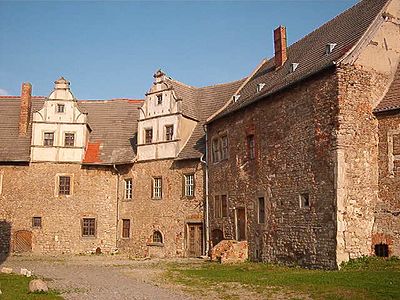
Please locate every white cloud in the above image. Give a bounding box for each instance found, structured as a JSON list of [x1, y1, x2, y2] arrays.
[[0, 88, 8, 96]]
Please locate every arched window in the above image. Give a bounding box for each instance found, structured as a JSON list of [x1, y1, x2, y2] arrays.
[[153, 230, 163, 243]]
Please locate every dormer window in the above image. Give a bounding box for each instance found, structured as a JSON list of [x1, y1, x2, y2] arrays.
[[43, 132, 54, 146], [57, 104, 65, 113], [325, 43, 337, 55], [165, 125, 174, 141], [233, 95, 241, 102], [145, 128, 153, 144], [256, 83, 265, 93], [157, 94, 163, 105]]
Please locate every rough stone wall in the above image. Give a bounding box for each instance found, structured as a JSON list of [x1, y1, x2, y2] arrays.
[[374, 113, 400, 257], [208, 69, 338, 269], [117, 159, 204, 258], [0, 163, 117, 254], [335, 65, 390, 264]]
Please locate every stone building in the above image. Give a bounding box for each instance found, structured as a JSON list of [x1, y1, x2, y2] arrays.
[[0, 0, 399, 269], [0, 70, 242, 258], [206, 0, 400, 268]]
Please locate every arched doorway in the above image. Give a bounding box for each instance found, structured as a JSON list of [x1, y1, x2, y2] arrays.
[[211, 229, 224, 247], [13, 230, 32, 253]]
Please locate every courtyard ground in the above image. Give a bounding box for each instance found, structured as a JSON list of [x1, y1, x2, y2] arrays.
[[0, 255, 399, 299]]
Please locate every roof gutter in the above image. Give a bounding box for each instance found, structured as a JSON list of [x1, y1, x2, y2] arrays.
[[200, 124, 210, 256]]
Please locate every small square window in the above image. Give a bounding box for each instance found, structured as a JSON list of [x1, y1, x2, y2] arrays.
[[165, 125, 174, 141], [82, 218, 96, 237], [157, 94, 163, 105], [44, 132, 54, 146], [299, 193, 310, 208], [57, 104, 65, 113], [64, 133, 75, 147], [59, 176, 71, 195], [145, 129, 153, 144], [122, 219, 130, 238], [124, 178, 133, 200], [32, 217, 42, 228]]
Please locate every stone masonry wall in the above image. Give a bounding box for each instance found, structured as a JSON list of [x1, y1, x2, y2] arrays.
[[335, 65, 391, 264], [117, 159, 204, 258], [374, 113, 400, 257], [208, 69, 338, 269], [0, 163, 117, 254]]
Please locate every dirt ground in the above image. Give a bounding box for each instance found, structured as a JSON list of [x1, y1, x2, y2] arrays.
[[0, 254, 195, 300]]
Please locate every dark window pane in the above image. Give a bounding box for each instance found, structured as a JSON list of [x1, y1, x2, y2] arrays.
[[82, 218, 96, 237], [122, 219, 130, 238], [59, 176, 71, 195]]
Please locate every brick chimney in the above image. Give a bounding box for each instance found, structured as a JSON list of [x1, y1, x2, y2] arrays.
[[274, 26, 287, 68], [18, 82, 32, 136]]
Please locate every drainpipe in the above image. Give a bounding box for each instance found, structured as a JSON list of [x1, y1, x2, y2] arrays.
[[113, 164, 120, 249], [201, 124, 210, 255]]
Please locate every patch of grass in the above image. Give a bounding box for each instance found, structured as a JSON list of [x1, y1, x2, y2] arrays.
[[0, 273, 63, 299], [165, 257, 400, 299]]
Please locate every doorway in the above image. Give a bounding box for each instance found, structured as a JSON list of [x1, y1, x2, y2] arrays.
[[187, 223, 203, 257], [13, 230, 32, 253], [236, 207, 246, 241]]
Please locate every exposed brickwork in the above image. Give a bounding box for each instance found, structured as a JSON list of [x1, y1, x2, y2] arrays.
[[211, 240, 248, 263], [0, 163, 118, 254], [18, 82, 32, 136], [335, 65, 391, 263], [208, 69, 339, 269], [374, 112, 400, 257], [117, 159, 204, 258]]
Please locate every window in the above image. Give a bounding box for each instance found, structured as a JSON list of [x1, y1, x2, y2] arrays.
[[157, 94, 163, 105], [152, 177, 162, 199], [221, 135, 228, 160], [57, 104, 65, 113], [221, 194, 228, 217], [375, 243, 389, 257], [59, 176, 71, 195], [165, 125, 174, 141], [258, 197, 265, 223], [32, 217, 42, 228], [247, 135, 255, 159], [82, 218, 96, 237], [212, 135, 228, 163], [184, 174, 194, 197], [124, 178, 133, 200], [122, 219, 130, 238], [212, 139, 220, 163], [145, 128, 153, 144], [0, 173, 3, 195], [299, 193, 310, 208], [64, 133, 75, 147], [153, 230, 163, 243], [43, 132, 54, 146]]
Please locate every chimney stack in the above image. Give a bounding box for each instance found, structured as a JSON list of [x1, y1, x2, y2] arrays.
[[274, 26, 287, 68], [18, 82, 32, 136]]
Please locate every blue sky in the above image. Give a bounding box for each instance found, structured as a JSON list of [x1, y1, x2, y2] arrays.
[[0, 0, 358, 100]]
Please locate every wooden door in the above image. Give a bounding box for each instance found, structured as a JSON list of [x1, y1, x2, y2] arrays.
[[13, 230, 32, 253], [187, 224, 203, 257], [236, 208, 246, 241]]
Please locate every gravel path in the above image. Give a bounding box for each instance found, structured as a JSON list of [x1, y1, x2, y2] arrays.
[[0, 255, 193, 300]]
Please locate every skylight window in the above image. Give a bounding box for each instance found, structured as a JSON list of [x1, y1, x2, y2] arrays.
[[233, 95, 241, 102], [257, 83, 266, 93], [325, 43, 337, 54]]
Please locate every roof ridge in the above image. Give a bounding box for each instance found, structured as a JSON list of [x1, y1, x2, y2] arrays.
[[197, 77, 248, 90], [78, 98, 144, 103]]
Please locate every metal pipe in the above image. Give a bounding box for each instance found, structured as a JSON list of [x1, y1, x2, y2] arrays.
[[201, 124, 210, 255], [112, 164, 120, 249]]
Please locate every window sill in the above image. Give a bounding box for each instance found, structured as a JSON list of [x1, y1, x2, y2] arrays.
[[152, 198, 162, 200], [122, 199, 133, 202], [147, 242, 164, 247], [81, 236, 97, 239]]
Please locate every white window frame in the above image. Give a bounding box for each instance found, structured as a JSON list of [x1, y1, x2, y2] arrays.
[[152, 177, 162, 199], [124, 178, 133, 200], [56, 103, 65, 113], [43, 132, 55, 146], [184, 174, 194, 197], [64, 132, 75, 147]]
